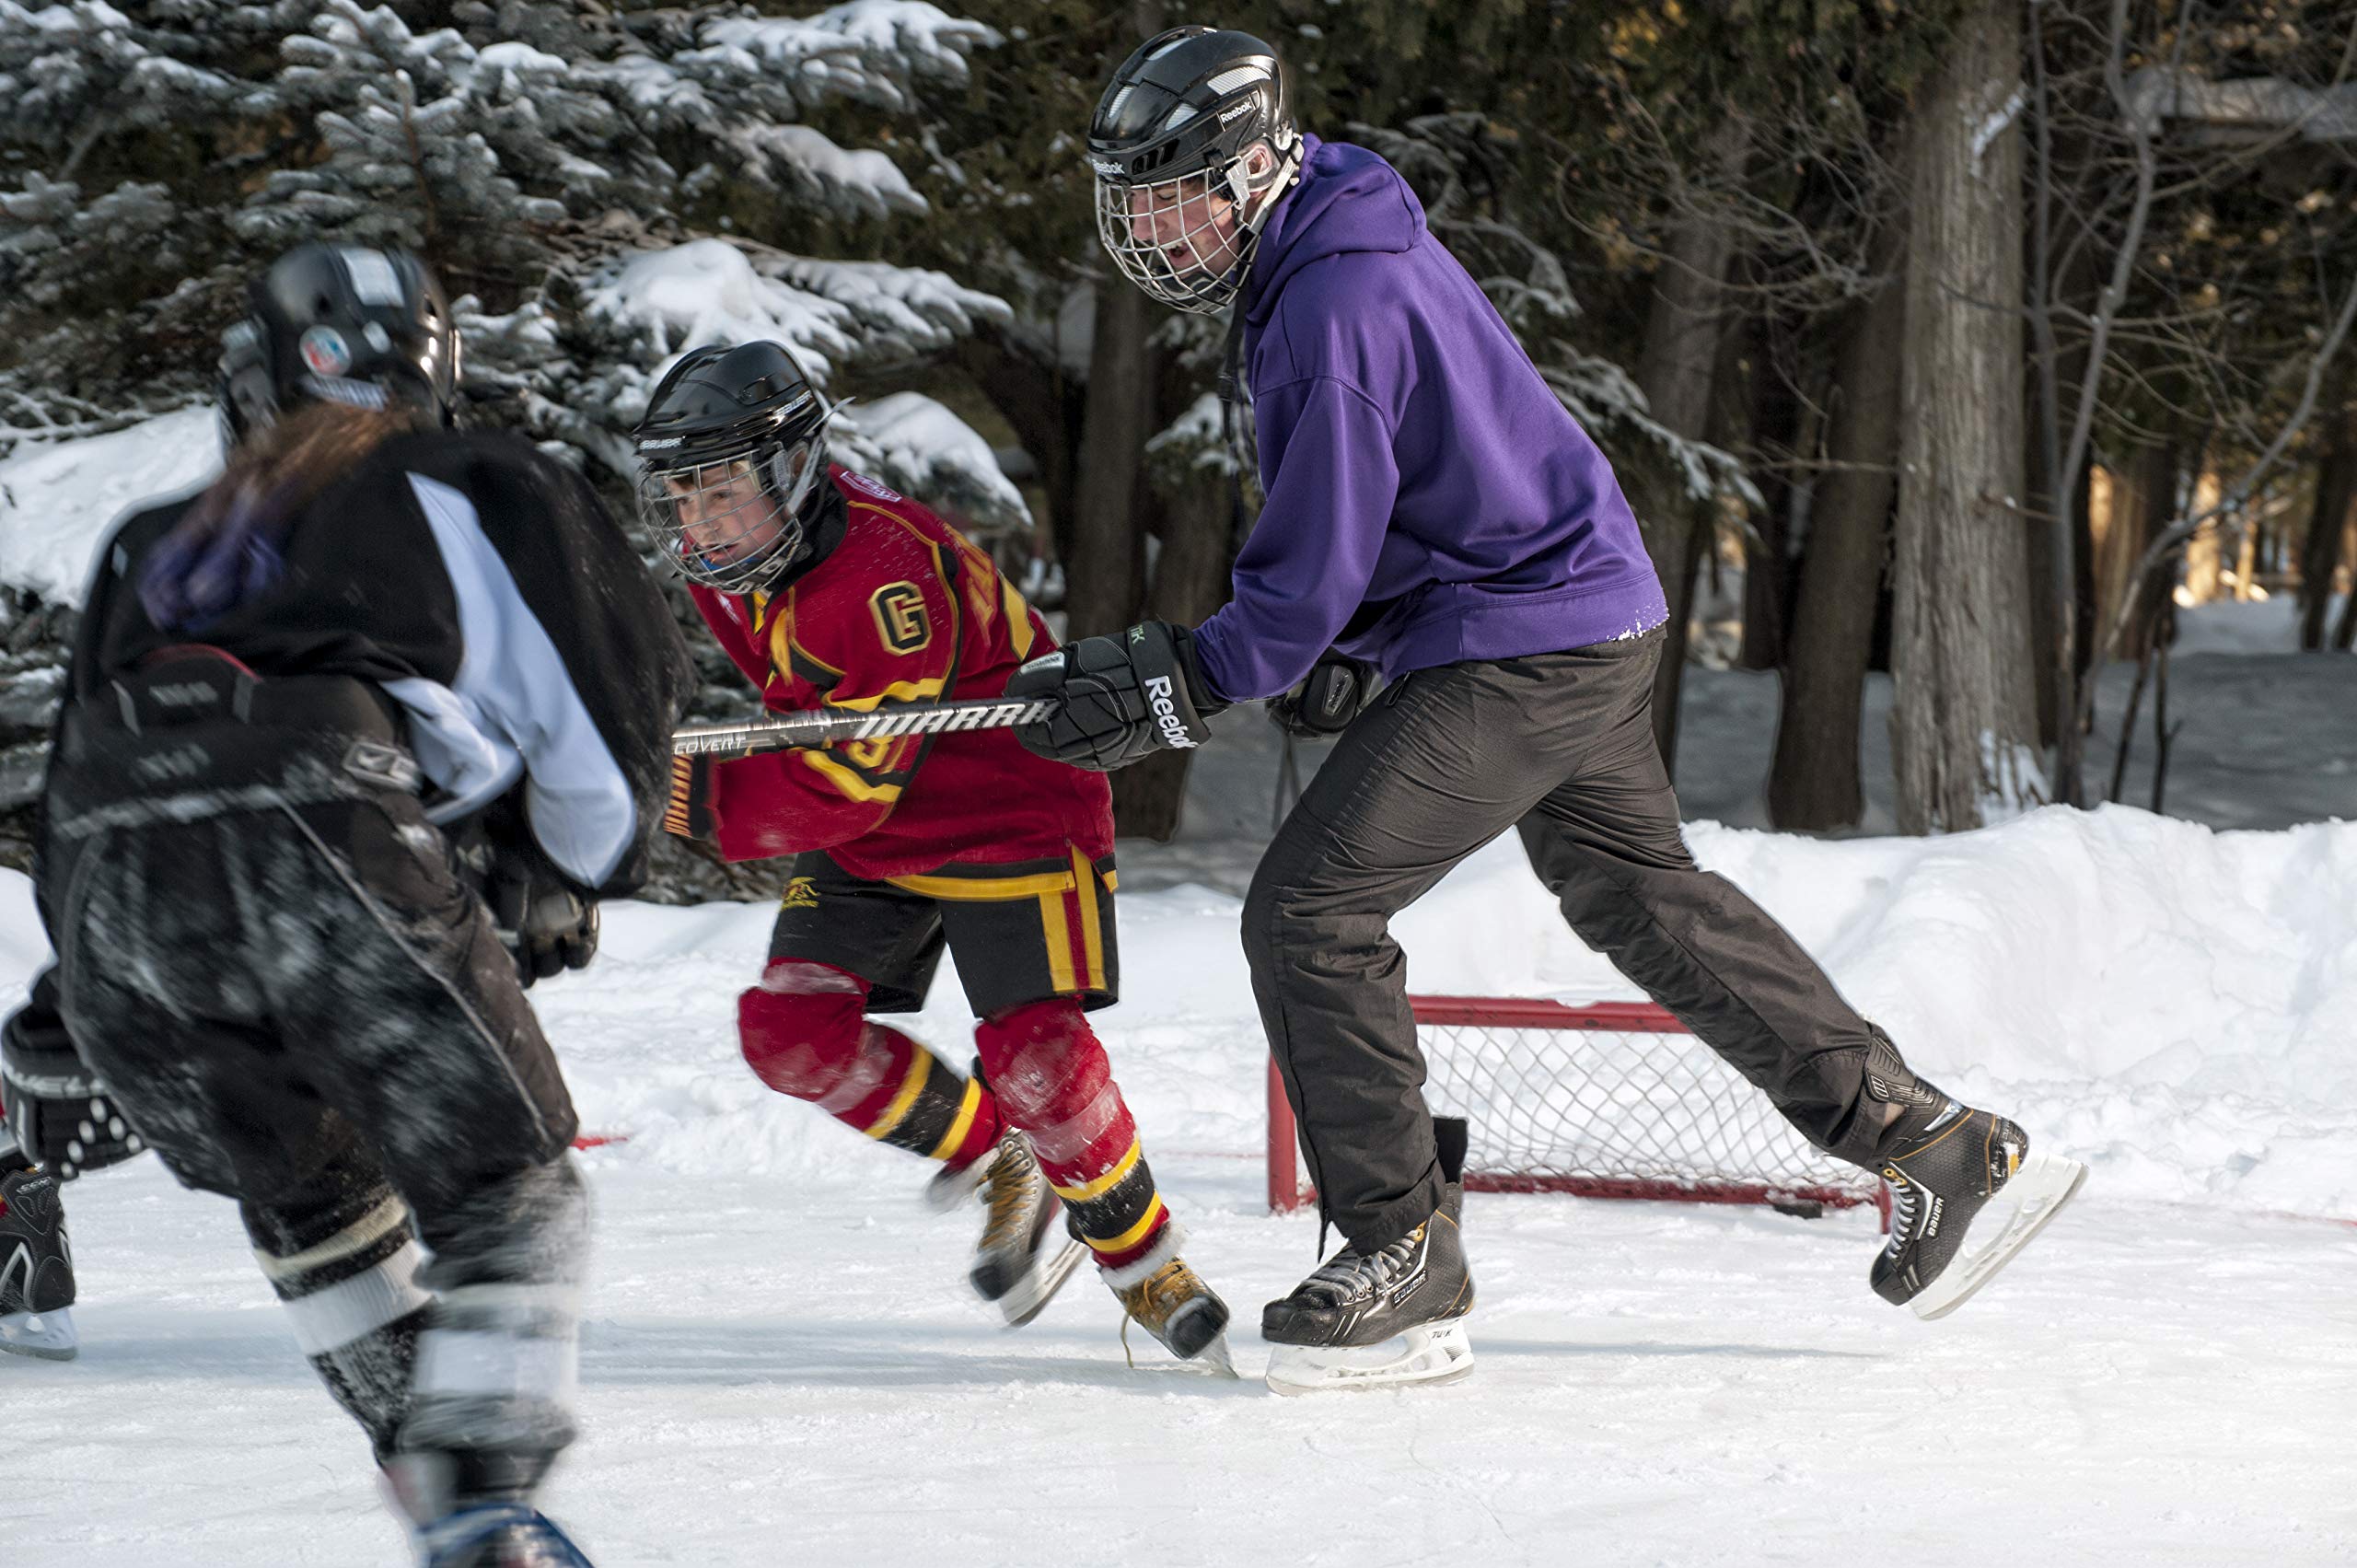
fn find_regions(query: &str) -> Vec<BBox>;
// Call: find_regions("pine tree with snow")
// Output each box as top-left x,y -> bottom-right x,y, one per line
0,0 -> 1025,522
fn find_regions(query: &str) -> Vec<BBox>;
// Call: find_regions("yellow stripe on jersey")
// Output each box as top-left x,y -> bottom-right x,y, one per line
1038,886 -> 1078,994
800,749 -> 904,804
824,675 -> 950,713
1002,578 -> 1036,661
1071,846 -> 1106,993
886,867 -> 1075,900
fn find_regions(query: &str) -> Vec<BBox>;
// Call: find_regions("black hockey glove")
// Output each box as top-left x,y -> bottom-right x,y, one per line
2,970 -> 144,1179
485,852 -> 600,988
664,754 -> 716,841
1268,651 -> 1379,738
1004,620 -> 1225,772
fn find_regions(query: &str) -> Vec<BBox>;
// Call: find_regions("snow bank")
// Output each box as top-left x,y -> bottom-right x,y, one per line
9,804 -> 2347,1217
0,405 -> 219,608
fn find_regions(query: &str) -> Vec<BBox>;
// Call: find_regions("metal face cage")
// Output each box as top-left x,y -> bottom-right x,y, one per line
636,437 -> 819,595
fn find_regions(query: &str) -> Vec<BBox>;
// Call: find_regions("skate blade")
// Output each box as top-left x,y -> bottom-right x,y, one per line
0,1306 -> 78,1361
1911,1151 -> 2088,1321
1263,1319 -> 1474,1396
1178,1330 -> 1242,1379
1000,1237 -> 1090,1329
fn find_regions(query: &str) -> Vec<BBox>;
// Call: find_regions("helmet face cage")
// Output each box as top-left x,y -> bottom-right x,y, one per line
1095,152 -> 1289,314
1089,29 -> 1301,315
637,431 -> 824,596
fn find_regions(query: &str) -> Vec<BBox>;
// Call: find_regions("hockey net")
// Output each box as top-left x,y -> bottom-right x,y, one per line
1267,996 -> 1886,1219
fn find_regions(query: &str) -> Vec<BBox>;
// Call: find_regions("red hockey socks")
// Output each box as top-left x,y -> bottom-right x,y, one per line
737,960 -> 999,1168
974,999 -> 1171,1275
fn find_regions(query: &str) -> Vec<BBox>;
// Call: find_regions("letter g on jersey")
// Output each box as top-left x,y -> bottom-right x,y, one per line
869,582 -> 931,655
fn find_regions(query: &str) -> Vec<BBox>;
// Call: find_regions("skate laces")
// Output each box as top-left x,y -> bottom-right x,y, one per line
1117,1258 -> 1209,1366
977,1134 -> 1041,1250
1882,1175 -> 1920,1253
1299,1228 -> 1421,1307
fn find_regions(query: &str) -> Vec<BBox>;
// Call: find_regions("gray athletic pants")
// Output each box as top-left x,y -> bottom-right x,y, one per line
1245,627 -> 1905,1251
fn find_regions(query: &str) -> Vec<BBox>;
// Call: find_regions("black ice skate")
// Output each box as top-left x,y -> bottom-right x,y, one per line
967,1130 -> 1086,1328
1260,1184 -> 1474,1395
1103,1235 -> 1236,1376
0,1165 -> 77,1360
1873,1093 -> 2085,1321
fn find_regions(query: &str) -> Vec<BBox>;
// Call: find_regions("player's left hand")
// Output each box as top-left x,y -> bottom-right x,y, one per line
1005,620 -> 1224,772
485,853 -> 601,987
2,971 -> 145,1179
1269,650 -> 1379,738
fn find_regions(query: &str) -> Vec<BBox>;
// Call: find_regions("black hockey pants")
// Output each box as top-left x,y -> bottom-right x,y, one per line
41,668 -> 585,1481
1246,627 -> 1907,1251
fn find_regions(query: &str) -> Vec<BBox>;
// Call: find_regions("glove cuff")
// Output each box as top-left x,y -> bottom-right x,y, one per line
1167,623 -> 1229,720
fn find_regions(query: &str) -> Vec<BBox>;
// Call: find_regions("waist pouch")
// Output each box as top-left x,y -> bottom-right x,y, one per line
45,656 -> 419,838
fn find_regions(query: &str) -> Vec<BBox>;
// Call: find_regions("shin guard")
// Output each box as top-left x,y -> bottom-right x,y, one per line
975,999 -> 1170,1272
739,961 -> 999,1167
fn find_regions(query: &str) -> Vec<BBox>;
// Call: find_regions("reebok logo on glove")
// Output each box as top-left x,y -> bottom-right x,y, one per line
1144,676 -> 1197,750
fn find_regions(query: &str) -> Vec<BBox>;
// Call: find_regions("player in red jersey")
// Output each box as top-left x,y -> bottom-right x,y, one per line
639,341 -> 1231,1365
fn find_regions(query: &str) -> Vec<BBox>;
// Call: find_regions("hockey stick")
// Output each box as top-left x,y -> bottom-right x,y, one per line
671,695 -> 1059,758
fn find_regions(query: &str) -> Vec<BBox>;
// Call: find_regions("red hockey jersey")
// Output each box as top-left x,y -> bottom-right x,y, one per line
687,467 -> 1114,880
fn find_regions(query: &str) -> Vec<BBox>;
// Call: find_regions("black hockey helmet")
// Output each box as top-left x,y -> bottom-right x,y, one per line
632,339 -> 833,595
217,244 -> 460,444
1089,27 -> 1302,314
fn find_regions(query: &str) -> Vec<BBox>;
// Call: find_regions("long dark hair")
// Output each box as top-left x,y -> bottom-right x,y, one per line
139,401 -> 432,633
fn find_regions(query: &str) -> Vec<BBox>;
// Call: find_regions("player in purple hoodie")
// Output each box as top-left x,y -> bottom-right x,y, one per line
1012,27 -> 2084,1391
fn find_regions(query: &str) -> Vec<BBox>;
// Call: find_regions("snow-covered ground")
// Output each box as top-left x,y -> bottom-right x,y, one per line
5,807 -> 2354,1566
5,412 -> 2354,1562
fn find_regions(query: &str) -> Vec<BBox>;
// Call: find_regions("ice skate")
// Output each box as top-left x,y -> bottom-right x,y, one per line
1873,1097 -> 2086,1321
1261,1184 -> 1475,1395
0,1166 -> 77,1361
1105,1237 -> 1237,1376
968,1130 -> 1086,1327
415,1502 -> 595,1568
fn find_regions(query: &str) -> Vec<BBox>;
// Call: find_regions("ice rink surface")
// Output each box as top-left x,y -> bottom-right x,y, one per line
6,804 -> 2355,1564
6,1156 -> 2351,1566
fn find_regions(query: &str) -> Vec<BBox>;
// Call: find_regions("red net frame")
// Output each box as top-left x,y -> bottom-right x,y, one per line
1268,995 -> 1887,1222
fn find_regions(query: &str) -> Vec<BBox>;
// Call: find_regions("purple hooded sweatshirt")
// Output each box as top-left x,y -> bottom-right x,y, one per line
1189,135 -> 1668,703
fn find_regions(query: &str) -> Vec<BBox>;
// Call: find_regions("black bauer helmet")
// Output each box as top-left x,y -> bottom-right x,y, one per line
632,340 -> 832,596
1088,27 -> 1302,315
217,244 -> 460,445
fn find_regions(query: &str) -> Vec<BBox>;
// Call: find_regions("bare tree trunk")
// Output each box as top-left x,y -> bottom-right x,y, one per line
1635,118 -> 1751,770
1769,225 -> 1907,831
954,325 -> 1084,567
1736,315 -> 1805,672
2298,408 -> 2356,649
2182,466 -> 2226,604
1890,0 -> 2040,833
2093,443 -> 2174,664
1065,280 -> 1155,639
1112,475 -> 1236,839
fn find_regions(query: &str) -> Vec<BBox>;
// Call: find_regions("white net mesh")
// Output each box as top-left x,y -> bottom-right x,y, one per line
1414,1005 -> 1879,1208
